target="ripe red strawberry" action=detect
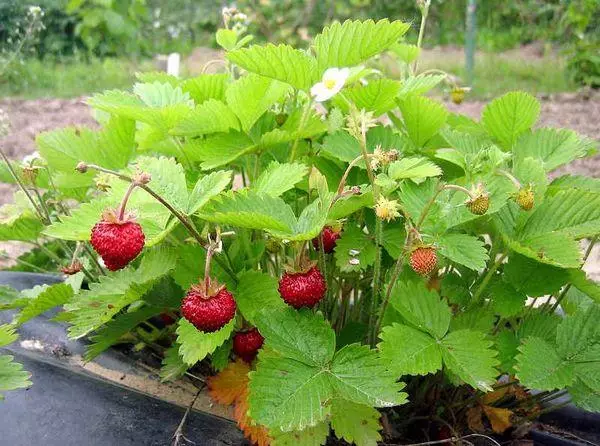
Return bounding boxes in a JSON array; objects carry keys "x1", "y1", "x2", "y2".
[
  {"x1": 410, "y1": 246, "x2": 437, "y2": 276},
  {"x1": 278, "y1": 266, "x2": 326, "y2": 309},
  {"x1": 90, "y1": 211, "x2": 145, "y2": 271},
  {"x1": 233, "y1": 328, "x2": 264, "y2": 362},
  {"x1": 312, "y1": 226, "x2": 341, "y2": 253},
  {"x1": 181, "y1": 283, "x2": 237, "y2": 333}
]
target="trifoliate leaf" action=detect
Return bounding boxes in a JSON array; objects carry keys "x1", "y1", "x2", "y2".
[
  {"x1": 0, "y1": 355, "x2": 31, "y2": 399},
  {"x1": 184, "y1": 131, "x2": 256, "y2": 169},
  {"x1": 15, "y1": 282, "x2": 74, "y2": 325},
  {"x1": 253, "y1": 162, "x2": 309, "y2": 197},
  {"x1": 227, "y1": 44, "x2": 317, "y2": 91},
  {"x1": 313, "y1": 19, "x2": 409, "y2": 70},
  {"x1": 330, "y1": 343, "x2": 407, "y2": 407},
  {"x1": 398, "y1": 95, "x2": 448, "y2": 148},
  {"x1": 181, "y1": 73, "x2": 229, "y2": 104},
  {"x1": 515, "y1": 128, "x2": 593, "y2": 171},
  {"x1": 225, "y1": 75, "x2": 291, "y2": 131},
  {"x1": 379, "y1": 323, "x2": 442, "y2": 376},
  {"x1": 271, "y1": 423, "x2": 329, "y2": 446},
  {"x1": 249, "y1": 354, "x2": 333, "y2": 431},
  {"x1": 170, "y1": 99, "x2": 240, "y2": 136},
  {"x1": 504, "y1": 254, "x2": 569, "y2": 297},
  {"x1": 334, "y1": 225, "x2": 376, "y2": 273},
  {"x1": 85, "y1": 305, "x2": 161, "y2": 361},
  {"x1": 160, "y1": 344, "x2": 188, "y2": 382},
  {"x1": 330, "y1": 399, "x2": 382, "y2": 446},
  {"x1": 489, "y1": 280, "x2": 526, "y2": 318},
  {"x1": 187, "y1": 170, "x2": 232, "y2": 215},
  {"x1": 65, "y1": 246, "x2": 177, "y2": 339},
  {"x1": 254, "y1": 308, "x2": 335, "y2": 367},
  {"x1": 449, "y1": 307, "x2": 495, "y2": 333},
  {"x1": 437, "y1": 233, "x2": 489, "y2": 271},
  {"x1": 482, "y1": 91, "x2": 540, "y2": 150},
  {"x1": 234, "y1": 271, "x2": 286, "y2": 325},
  {"x1": 388, "y1": 157, "x2": 442, "y2": 181},
  {"x1": 176, "y1": 318, "x2": 235, "y2": 365},
  {"x1": 389, "y1": 280, "x2": 451, "y2": 339},
  {"x1": 440, "y1": 329, "x2": 499, "y2": 391},
  {"x1": 515, "y1": 337, "x2": 575, "y2": 390}
]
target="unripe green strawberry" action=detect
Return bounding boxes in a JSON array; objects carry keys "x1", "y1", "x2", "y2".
[
  {"x1": 516, "y1": 186, "x2": 534, "y2": 211},
  {"x1": 410, "y1": 246, "x2": 437, "y2": 276},
  {"x1": 451, "y1": 87, "x2": 466, "y2": 104}
]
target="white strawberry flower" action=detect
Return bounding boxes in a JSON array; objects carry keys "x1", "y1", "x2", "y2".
[{"x1": 310, "y1": 67, "x2": 350, "y2": 102}]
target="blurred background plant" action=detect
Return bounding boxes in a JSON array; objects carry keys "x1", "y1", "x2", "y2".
[{"x1": 0, "y1": 0, "x2": 598, "y2": 98}]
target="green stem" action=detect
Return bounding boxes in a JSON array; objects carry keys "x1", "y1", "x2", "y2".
[
  {"x1": 288, "y1": 100, "x2": 313, "y2": 162},
  {"x1": 472, "y1": 252, "x2": 507, "y2": 303},
  {"x1": 0, "y1": 148, "x2": 45, "y2": 221},
  {"x1": 413, "y1": 1, "x2": 430, "y2": 73},
  {"x1": 368, "y1": 217, "x2": 384, "y2": 345}
]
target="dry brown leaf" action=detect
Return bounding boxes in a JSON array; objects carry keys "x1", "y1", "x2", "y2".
[
  {"x1": 482, "y1": 405, "x2": 513, "y2": 434},
  {"x1": 207, "y1": 359, "x2": 250, "y2": 405},
  {"x1": 466, "y1": 406, "x2": 485, "y2": 432},
  {"x1": 482, "y1": 386, "x2": 510, "y2": 405}
]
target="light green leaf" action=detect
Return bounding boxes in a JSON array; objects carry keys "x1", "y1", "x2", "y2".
[
  {"x1": 85, "y1": 305, "x2": 161, "y2": 361},
  {"x1": 515, "y1": 337, "x2": 575, "y2": 390},
  {"x1": 271, "y1": 423, "x2": 329, "y2": 446},
  {"x1": 390, "y1": 42, "x2": 420, "y2": 63},
  {"x1": 176, "y1": 318, "x2": 234, "y2": 365},
  {"x1": 388, "y1": 157, "x2": 442, "y2": 181},
  {"x1": 187, "y1": 170, "x2": 232, "y2": 215},
  {"x1": 481, "y1": 91, "x2": 540, "y2": 150},
  {"x1": 341, "y1": 79, "x2": 401, "y2": 116},
  {"x1": 519, "y1": 190, "x2": 600, "y2": 240},
  {"x1": 569, "y1": 378, "x2": 600, "y2": 412},
  {"x1": 181, "y1": 74, "x2": 229, "y2": 104},
  {"x1": 506, "y1": 232, "x2": 582, "y2": 269},
  {"x1": 398, "y1": 95, "x2": 448, "y2": 148},
  {"x1": 0, "y1": 205, "x2": 44, "y2": 241},
  {"x1": 489, "y1": 280, "x2": 526, "y2": 318},
  {"x1": 228, "y1": 44, "x2": 317, "y2": 90},
  {"x1": 0, "y1": 324, "x2": 18, "y2": 347},
  {"x1": 255, "y1": 308, "x2": 335, "y2": 367},
  {"x1": 319, "y1": 130, "x2": 361, "y2": 163},
  {"x1": 226, "y1": 74, "x2": 291, "y2": 131},
  {"x1": 216, "y1": 28, "x2": 238, "y2": 50},
  {"x1": 437, "y1": 233, "x2": 489, "y2": 270},
  {"x1": 389, "y1": 280, "x2": 451, "y2": 339},
  {"x1": 313, "y1": 19, "x2": 410, "y2": 70},
  {"x1": 568, "y1": 269, "x2": 600, "y2": 304},
  {"x1": 379, "y1": 323, "x2": 442, "y2": 376},
  {"x1": 65, "y1": 246, "x2": 177, "y2": 339},
  {"x1": 397, "y1": 74, "x2": 445, "y2": 98},
  {"x1": 16, "y1": 283, "x2": 74, "y2": 325},
  {"x1": 504, "y1": 254, "x2": 569, "y2": 297},
  {"x1": 198, "y1": 190, "x2": 297, "y2": 234},
  {"x1": 515, "y1": 128, "x2": 593, "y2": 171},
  {"x1": 184, "y1": 131, "x2": 256, "y2": 169},
  {"x1": 0, "y1": 355, "x2": 31, "y2": 399},
  {"x1": 160, "y1": 344, "x2": 189, "y2": 382},
  {"x1": 556, "y1": 305, "x2": 600, "y2": 359},
  {"x1": 36, "y1": 116, "x2": 135, "y2": 172},
  {"x1": 330, "y1": 343, "x2": 408, "y2": 407},
  {"x1": 234, "y1": 271, "x2": 286, "y2": 325},
  {"x1": 330, "y1": 399, "x2": 382, "y2": 446},
  {"x1": 170, "y1": 99, "x2": 240, "y2": 136},
  {"x1": 248, "y1": 354, "x2": 333, "y2": 431},
  {"x1": 440, "y1": 329, "x2": 499, "y2": 391},
  {"x1": 253, "y1": 162, "x2": 308, "y2": 197}
]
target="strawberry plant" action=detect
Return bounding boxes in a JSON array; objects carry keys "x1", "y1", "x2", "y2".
[{"x1": 2, "y1": 9, "x2": 600, "y2": 446}]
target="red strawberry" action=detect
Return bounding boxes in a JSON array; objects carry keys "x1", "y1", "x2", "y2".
[
  {"x1": 181, "y1": 283, "x2": 237, "y2": 333},
  {"x1": 90, "y1": 211, "x2": 145, "y2": 271},
  {"x1": 312, "y1": 226, "x2": 341, "y2": 254},
  {"x1": 278, "y1": 266, "x2": 326, "y2": 309},
  {"x1": 410, "y1": 246, "x2": 438, "y2": 276},
  {"x1": 233, "y1": 328, "x2": 264, "y2": 362}
]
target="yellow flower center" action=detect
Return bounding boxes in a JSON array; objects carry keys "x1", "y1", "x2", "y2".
[{"x1": 324, "y1": 78, "x2": 337, "y2": 90}]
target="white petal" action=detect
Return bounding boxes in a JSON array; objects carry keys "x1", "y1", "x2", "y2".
[{"x1": 310, "y1": 82, "x2": 335, "y2": 102}]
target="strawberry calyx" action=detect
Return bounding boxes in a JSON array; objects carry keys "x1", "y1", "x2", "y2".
[
  {"x1": 190, "y1": 278, "x2": 226, "y2": 299},
  {"x1": 101, "y1": 208, "x2": 138, "y2": 225}
]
